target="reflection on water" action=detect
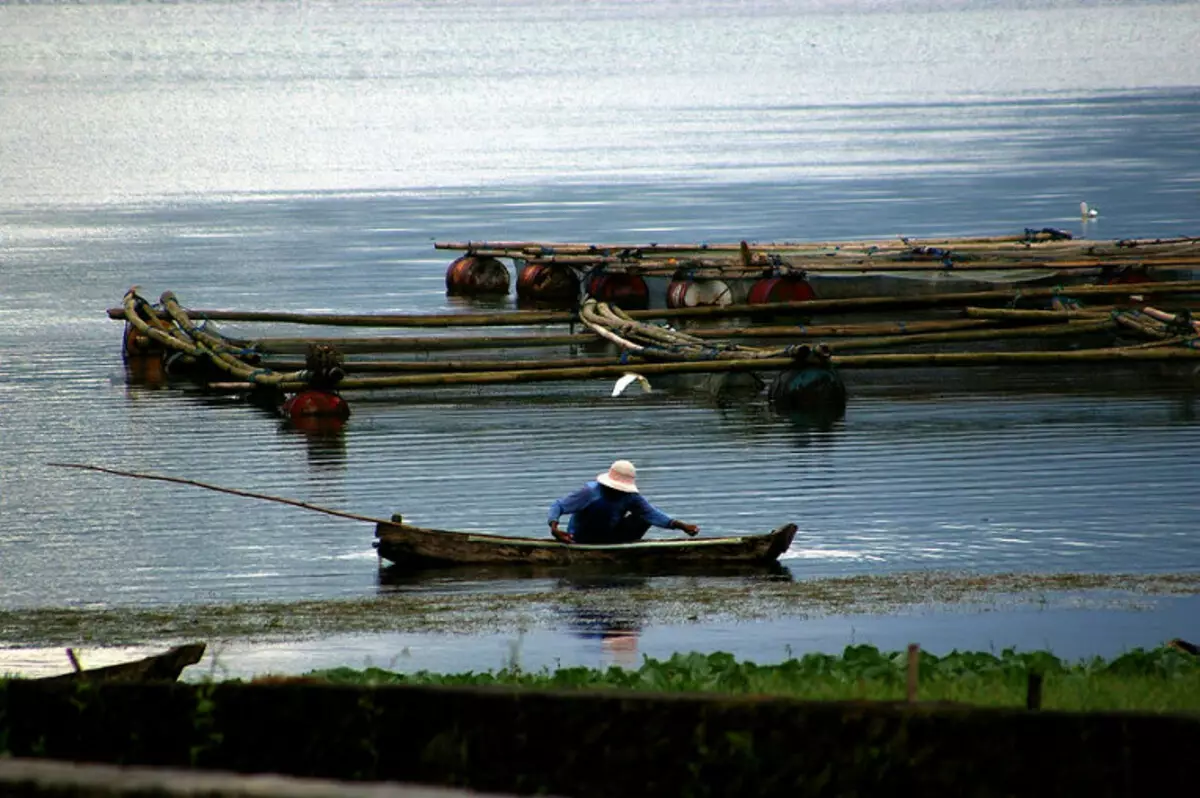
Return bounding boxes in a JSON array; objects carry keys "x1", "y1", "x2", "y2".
[
  {"x1": 281, "y1": 419, "x2": 349, "y2": 469},
  {"x1": 559, "y1": 574, "x2": 649, "y2": 668}
]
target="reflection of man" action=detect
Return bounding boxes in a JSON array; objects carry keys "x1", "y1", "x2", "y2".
[{"x1": 547, "y1": 459, "x2": 699, "y2": 544}]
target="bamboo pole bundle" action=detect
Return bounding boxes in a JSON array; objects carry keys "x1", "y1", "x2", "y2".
[
  {"x1": 1113, "y1": 312, "x2": 1174, "y2": 341},
  {"x1": 517, "y1": 254, "x2": 1200, "y2": 275},
  {"x1": 618, "y1": 280, "x2": 1200, "y2": 320},
  {"x1": 122, "y1": 293, "x2": 197, "y2": 355},
  {"x1": 206, "y1": 346, "x2": 1200, "y2": 393},
  {"x1": 109, "y1": 281, "x2": 1200, "y2": 332},
  {"x1": 160, "y1": 293, "x2": 307, "y2": 385},
  {"x1": 435, "y1": 235, "x2": 1200, "y2": 260},
  {"x1": 1142, "y1": 306, "x2": 1200, "y2": 334}
]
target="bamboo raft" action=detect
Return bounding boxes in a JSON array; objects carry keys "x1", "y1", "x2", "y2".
[
  {"x1": 111, "y1": 226, "x2": 1200, "y2": 420},
  {"x1": 113, "y1": 284, "x2": 1200, "y2": 400}
]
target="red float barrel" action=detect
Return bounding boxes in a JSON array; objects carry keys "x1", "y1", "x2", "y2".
[
  {"x1": 666, "y1": 279, "x2": 733, "y2": 309},
  {"x1": 587, "y1": 274, "x2": 649, "y2": 310},
  {"x1": 516, "y1": 263, "x2": 579, "y2": 302},
  {"x1": 445, "y1": 255, "x2": 511, "y2": 296},
  {"x1": 283, "y1": 390, "x2": 351, "y2": 421},
  {"x1": 747, "y1": 275, "x2": 815, "y2": 304}
]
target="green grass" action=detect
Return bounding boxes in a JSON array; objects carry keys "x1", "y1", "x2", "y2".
[{"x1": 305, "y1": 645, "x2": 1200, "y2": 713}]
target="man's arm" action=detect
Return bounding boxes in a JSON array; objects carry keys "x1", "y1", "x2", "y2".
[
  {"x1": 547, "y1": 484, "x2": 596, "y2": 524},
  {"x1": 632, "y1": 495, "x2": 700, "y2": 536}
]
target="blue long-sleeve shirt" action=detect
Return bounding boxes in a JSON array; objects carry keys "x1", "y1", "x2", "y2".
[{"x1": 548, "y1": 481, "x2": 673, "y2": 537}]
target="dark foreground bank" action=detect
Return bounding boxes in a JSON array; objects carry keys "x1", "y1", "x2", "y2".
[{"x1": 2, "y1": 672, "x2": 1199, "y2": 797}]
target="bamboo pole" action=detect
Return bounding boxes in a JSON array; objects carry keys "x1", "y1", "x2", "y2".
[
  {"x1": 827, "y1": 318, "x2": 1115, "y2": 352},
  {"x1": 262, "y1": 355, "x2": 643, "y2": 373},
  {"x1": 48, "y1": 463, "x2": 390, "y2": 525},
  {"x1": 249, "y1": 319, "x2": 1015, "y2": 354},
  {"x1": 108, "y1": 280, "x2": 1200, "y2": 329},
  {"x1": 963, "y1": 306, "x2": 1114, "y2": 321},
  {"x1": 206, "y1": 346, "x2": 1200, "y2": 392},
  {"x1": 106, "y1": 305, "x2": 577, "y2": 328},
  {"x1": 249, "y1": 333, "x2": 595, "y2": 354},
  {"x1": 518, "y1": 254, "x2": 1200, "y2": 274},
  {"x1": 619, "y1": 281, "x2": 1200, "y2": 320},
  {"x1": 831, "y1": 347, "x2": 1200, "y2": 369},
  {"x1": 436, "y1": 235, "x2": 1200, "y2": 258},
  {"x1": 436, "y1": 233, "x2": 1200, "y2": 254}
]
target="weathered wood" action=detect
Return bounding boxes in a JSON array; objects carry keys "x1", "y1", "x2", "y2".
[
  {"x1": 374, "y1": 521, "x2": 797, "y2": 568},
  {"x1": 37, "y1": 643, "x2": 206, "y2": 684}
]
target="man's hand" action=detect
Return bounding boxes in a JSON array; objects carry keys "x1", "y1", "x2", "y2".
[
  {"x1": 549, "y1": 520, "x2": 573, "y2": 544},
  {"x1": 672, "y1": 520, "x2": 700, "y2": 537}
]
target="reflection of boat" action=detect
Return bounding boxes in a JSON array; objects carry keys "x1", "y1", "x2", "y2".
[
  {"x1": 35, "y1": 643, "x2": 206, "y2": 683},
  {"x1": 374, "y1": 521, "x2": 796, "y2": 569},
  {"x1": 378, "y1": 559, "x2": 794, "y2": 586}
]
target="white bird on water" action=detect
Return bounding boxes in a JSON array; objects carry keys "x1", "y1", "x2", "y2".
[
  {"x1": 612, "y1": 372, "x2": 652, "y2": 397},
  {"x1": 1081, "y1": 201, "x2": 1099, "y2": 219}
]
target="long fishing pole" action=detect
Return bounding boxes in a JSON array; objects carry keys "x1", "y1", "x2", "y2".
[{"x1": 48, "y1": 462, "x2": 390, "y2": 526}]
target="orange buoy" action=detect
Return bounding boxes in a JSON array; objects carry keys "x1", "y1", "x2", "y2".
[
  {"x1": 666, "y1": 279, "x2": 733, "y2": 309},
  {"x1": 587, "y1": 274, "x2": 649, "y2": 310},
  {"x1": 283, "y1": 390, "x2": 351, "y2": 421},
  {"x1": 747, "y1": 275, "x2": 815, "y2": 304},
  {"x1": 516, "y1": 263, "x2": 579, "y2": 302},
  {"x1": 445, "y1": 255, "x2": 511, "y2": 296}
]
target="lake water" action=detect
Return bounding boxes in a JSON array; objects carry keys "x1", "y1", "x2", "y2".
[{"x1": 1, "y1": 0, "x2": 1199, "y2": 674}]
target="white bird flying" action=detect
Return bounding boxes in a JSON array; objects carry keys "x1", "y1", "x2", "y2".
[{"x1": 612, "y1": 372, "x2": 652, "y2": 397}]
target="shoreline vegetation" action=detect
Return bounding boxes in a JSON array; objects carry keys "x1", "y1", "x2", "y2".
[
  {"x1": 0, "y1": 570, "x2": 1197, "y2": 647},
  {"x1": 303, "y1": 646, "x2": 1200, "y2": 714}
]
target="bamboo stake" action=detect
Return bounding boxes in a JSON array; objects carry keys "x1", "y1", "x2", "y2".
[
  {"x1": 48, "y1": 463, "x2": 390, "y2": 525},
  {"x1": 906, "y1": 644, "x2": 920, "y2": 703}
]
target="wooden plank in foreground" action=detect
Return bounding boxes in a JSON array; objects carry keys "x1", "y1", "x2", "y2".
[{"x1": 0, "y1": 758, "x2": 528, "y2": 798}]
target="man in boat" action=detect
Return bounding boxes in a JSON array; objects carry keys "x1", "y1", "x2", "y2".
[{"x1": 548, "y1": 459, "x2": 700, "y2": 544}]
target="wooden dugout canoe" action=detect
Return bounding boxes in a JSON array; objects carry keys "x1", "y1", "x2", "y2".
[
  {"x1": 373, "y1": 521, "x2": 797, "y2": 569},
  {"x1": 36, "y1": 643, "x2": 206, "y2": 684}
]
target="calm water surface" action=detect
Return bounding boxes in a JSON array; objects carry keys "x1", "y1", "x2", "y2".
[{"x1": 1, "y1": 0, "x2": 1199, "y2": 669}]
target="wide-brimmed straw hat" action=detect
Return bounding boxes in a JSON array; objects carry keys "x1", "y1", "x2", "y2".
[{"x1": 596, "y1": 459, "x2": 638, "y2": 493}]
